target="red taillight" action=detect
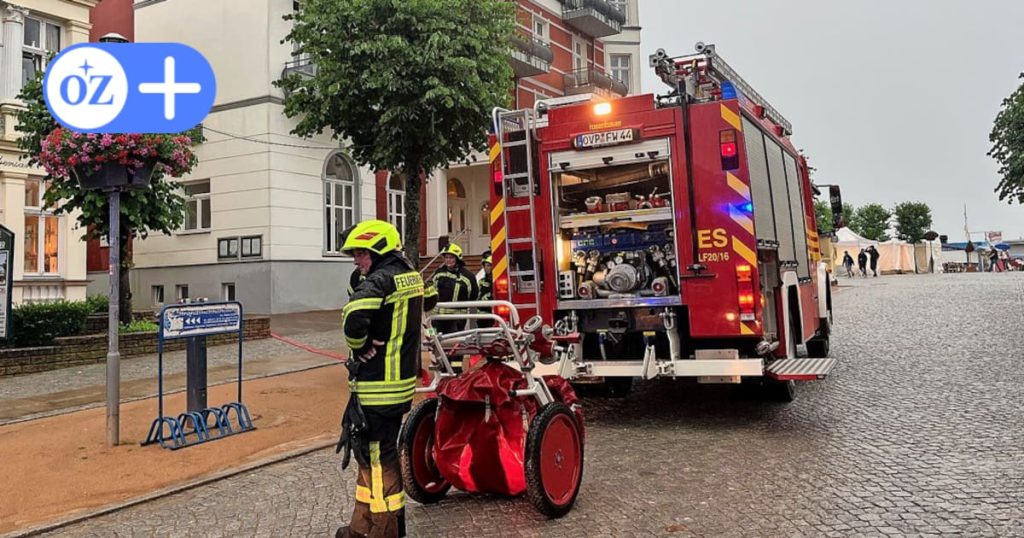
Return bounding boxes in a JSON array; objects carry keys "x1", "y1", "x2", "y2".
[
  {"x1": 720, "y1": 129, "x2": 739, "y2": 170},
  {"x1": 493, "y1": 170, "x2": 503, "y2": 184},
  {"x1": 495, "y1": 276, "x2": 509, "y2": 297},
  {"x1": 736, "y1": 264, "x2": 756, "y2": 321}
]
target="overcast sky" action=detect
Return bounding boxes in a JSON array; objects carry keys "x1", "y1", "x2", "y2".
[{"x1": 637, "y1": 0, "x2": 1024, "y2": 241}]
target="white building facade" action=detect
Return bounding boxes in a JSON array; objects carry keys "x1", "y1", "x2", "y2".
[{"x1": 0, "y1": 0, "x2": 93, "y2": 304}]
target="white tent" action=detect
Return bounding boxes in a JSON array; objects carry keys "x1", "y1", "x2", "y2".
[{"x1": 876, "y1": 238, "x2": 916, "y2": 273}]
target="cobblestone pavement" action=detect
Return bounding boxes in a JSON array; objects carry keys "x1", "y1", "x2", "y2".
[
  {"x1": 0, "y1": 329, "x2": 343, "y2": 423},
  {"x1": 35, "y1": 273, "x2": 1024, "y2": 537}
]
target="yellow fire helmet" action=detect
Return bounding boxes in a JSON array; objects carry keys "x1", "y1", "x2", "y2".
[
  {"x1": 482, "y1": 255, "x2": 493, "y2": 266},
  {"x1": 441, "y1": 243, "x2": 464, "y2": 260},
  {"x1": 340, "y1": 219, "x2": 401, "y2": 256}
]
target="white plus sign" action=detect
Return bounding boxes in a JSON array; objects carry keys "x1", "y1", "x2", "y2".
[{"x1": 138, "y1": 56, "x2": 202, "y2": 120}]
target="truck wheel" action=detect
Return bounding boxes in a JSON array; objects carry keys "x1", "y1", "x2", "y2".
[
  {"x1": 525, "y1": 402, "x2": 584, "y2": 519},
  {"x1": 399, "y1": 398, "x2": 450, "y2": 504},
  {"x1": 806, "y1": 334, "x2": 830, "y2": 358},
  {"x1": 765, "y1": 379, "x2": 796, "y2": 402}
]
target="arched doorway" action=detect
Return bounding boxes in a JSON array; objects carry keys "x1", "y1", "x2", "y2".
[{"x1": 447, "y1": 178, "x2": 468, "y2": 246}]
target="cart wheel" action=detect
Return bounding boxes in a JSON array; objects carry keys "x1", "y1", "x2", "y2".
[
  {"x1": 399, "y1": 398, "x2": 450, "y2": 504},
  {"x1": 525, "y1": 402, "x2": 584, "y2": 518}
]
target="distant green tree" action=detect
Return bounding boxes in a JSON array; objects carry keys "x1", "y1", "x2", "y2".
[
  {"x1": 813, "y1": 198, "x2": 832, "y2": 234},
  {"x1": 842, "y1": 203, "x2": 856, "y2": 229},
  {"x1": 989, "y1": 73, "x2": 1024, "y2": 204},
  {"x1": 851, "y1": 203, "x2": 891, "y2": 241},
  {"x1": 892, "y1": 201, "x2": 933, "y2": 243}
]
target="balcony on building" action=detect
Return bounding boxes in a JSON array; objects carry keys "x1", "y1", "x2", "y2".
[
  {"x1": 510, "y1": 33, "x2": 553, "y2": 78},
  {"x1": 282, "y1": 55, "x2": 317, "y2": 79},
  {"x1": 563, "y1": 67, "x2": 628, "y2": 98},
  {"x1": 559, "y1": 0, "x2": 626, "y2": 38}
]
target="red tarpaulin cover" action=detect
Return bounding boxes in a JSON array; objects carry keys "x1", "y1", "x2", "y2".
[{"x1": 432, "y1": 361, "x2": 582, "y2": 496}]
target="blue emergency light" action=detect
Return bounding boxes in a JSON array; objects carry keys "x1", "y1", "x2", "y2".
[{"x1": 720, "y1": 80, "x2": 738, "y2": 100}]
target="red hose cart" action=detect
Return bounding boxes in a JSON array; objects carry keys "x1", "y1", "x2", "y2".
[{"x1": 399, "y1": 301, "x2": 584, "y2": 518}]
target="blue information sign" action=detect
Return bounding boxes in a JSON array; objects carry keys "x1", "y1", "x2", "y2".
[{"x1": 161, "y1": 302, "x2": 241, "y2": 340}]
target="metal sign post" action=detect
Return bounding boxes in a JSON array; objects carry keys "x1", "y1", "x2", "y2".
[
  {"x1": 143, "y1": 301, "x2": 252, "y2": 450},
  {"x1": 0, "y1": 225, "x2": 14, "y2": 342}
]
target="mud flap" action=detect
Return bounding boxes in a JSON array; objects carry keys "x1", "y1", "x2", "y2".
[{"x1": 765, "y1": 358, "x2": 837, "y2": 381}]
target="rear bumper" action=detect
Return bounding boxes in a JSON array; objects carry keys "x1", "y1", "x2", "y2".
[{"x1": 534, "y1": 356, "x2": 837, "y2": 382}]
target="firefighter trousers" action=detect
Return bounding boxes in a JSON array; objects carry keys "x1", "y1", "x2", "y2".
[{"x1": 341, "y1": 408, "x2": 406, "y2": 538}]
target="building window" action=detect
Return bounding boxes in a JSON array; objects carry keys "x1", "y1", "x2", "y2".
[
  {"x1": 183, "y1": 180, "x2": 211, "y2": 232},
  {"x1": 22, "y1": 17, "x2": 61, "y2": 88},
  {"x1": 152, "y1": 285, "x2": 164, "y2": 305},
  {"x1": 387, "y1": 175, "x2": 405, "y2": 237},
  {"x1": 533, "y1": 13, "x2": 549, "y2": 43},
  {"x1": 218, "y1": 237, "x2": 239, "y2": 259},
  {"x1": 610, "y1": 54, "x2": 631, "y2": 92},
  {"x1": 222, "y1": 283, "x2": 235, "y2": 301},
  {"x1": 324, "y1": 152, "x2": 358, "y2": 253},
  {"x1": 241, "y1": 235, "x2": 262, "y2": 258},
  {"x1": 176, "y1": 284, "x2": 189, "y2": 302},
  {"x1": 572, "y1": 37, "x2": 586, "y2": 71},
  {"x1": 23, "y1": 178, "x2": 59, "y2": 275}
]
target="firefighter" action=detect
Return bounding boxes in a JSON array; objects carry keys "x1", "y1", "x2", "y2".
[
  {"x1": 336, "y1": 220, "x2": 423, "y2": 538},
  {"x1": 477, "y1": 255, "x2": 494, "y2": 328},
  {"x1": 431, "y1": 243, "x2": 478, "y2": 370}
]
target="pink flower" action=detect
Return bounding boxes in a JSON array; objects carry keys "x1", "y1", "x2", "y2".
[{"x1": 100, "y1": 134, "x2": 113, "y2": 148}]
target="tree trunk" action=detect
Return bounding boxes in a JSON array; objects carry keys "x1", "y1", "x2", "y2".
[
  {"x1": 402, "y1": 161, "x2": 422, "y2": 262},
  {"x1": 118, "y1": 226, "x2": 133, "y2": 325}
]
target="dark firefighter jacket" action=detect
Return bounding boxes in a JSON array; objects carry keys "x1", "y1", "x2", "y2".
[
  {"x1": 432, "y1": 263, "x2": 478, "y2": 313},
  {"x1": 478, "y1": 273, "x2": 493, "y2": 301},
  {"x1": 342, "y1": 252, "x2": 424, "y2": 409}
]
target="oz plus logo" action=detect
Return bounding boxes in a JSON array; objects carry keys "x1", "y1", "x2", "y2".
[{"x1": 44, "y1": 43, "x2": 216, "y2": 134}]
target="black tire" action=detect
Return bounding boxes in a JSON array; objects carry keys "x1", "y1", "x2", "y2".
[
  {"x1": 399, "y1": 398, "x2": 451, "y2": 504},
  {"x1": 765, "y1": 379, "x2": 796, "y2": 402},
  {"x1": 525, "y1": 402, "x2": 584, "y2": 519},
  {"x1": 806, "y1": 334, "x2": 830, "y2": 358}
]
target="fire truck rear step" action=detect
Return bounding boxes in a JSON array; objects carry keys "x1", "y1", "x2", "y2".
[
  {"x1": 765, "y1": 358, "x2": 837, "y2": 381},
  {"x1": 582, "y1": 359, "x2": 763, "y2": 379}
]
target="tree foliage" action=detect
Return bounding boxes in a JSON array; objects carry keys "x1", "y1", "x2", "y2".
[
  {"x1": 277, "y1": 0, "x2": 515, "y2": 257},
  {"x1": 851, "y1": 203, "x2": 891, "y2": 241},
  {"x1": 813, "y1": 198, "x2": 832, "y2": 235},
  {"x1": 989, "y1": 73, "x2": 1024, "y2": 204},
  {"x1": 892, "y1": 201, "x2": 933, "y2": 244}
]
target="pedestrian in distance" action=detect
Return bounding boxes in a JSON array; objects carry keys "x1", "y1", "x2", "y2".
[
  {"x1": 336, "y1": 220, "x2": 424, "y2": 538},
  {"x1": 989, "y1": 249, "x2": 999, "y2": 272},
  {"x1": 868, "y1": 246, "x2": 880, "y2": 277},
  {"x1": 842, "y1": 250, "x2": 855, "y2": 278},
  {"x1": 857, "y1": 250, "x2": 868, "y2": 278}
]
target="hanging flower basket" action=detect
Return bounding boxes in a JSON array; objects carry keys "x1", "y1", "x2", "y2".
[{"x1": 38, "y1": 128, "x2": 198, "y2": 192}]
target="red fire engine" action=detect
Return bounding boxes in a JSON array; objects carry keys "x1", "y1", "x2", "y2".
[{"x1": 487, "y1": 42, "x2": 839, "y2": 401}]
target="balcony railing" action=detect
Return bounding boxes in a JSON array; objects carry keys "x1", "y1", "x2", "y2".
[
  {"x1": 282, "y1": 56, "x2": 317, "y2": 79},
  {"x1": 509, "y1": 34, "x2": 554, "y2": 78},
  {"x1": 563, "y1": 67, "x2": 628, "y2": 97},
  {"x1": 559, "y1": 0, "x2": 626, "y2": 38}
]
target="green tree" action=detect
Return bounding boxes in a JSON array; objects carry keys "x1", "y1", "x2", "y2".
[
  {"x1": 989, "y1": 73, "x2": 1024, "y2": 204},
  {"x1": 891, "y1": 201, "x2": 933, "y2": 243},
  {"x1": 842, "y1": 203, "x2": 855, "y2": 228},
  {"x1": 813, "y1": 198, "x2": 833, "y2": 234},
  {"x1": 15, "y1": 73, "x2": 201, "y2": 323},
  {"x1": 277, "y1": 0, "x2": 515, "y2": 258},
  {"x1": 851, "y1": 203, "x2": 891, "y2": 241}
]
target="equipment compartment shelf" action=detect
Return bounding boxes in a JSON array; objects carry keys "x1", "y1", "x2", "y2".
[
  {"x1": 557, "y1": 296, "x2": 682, "y2": 310},
  {"x1": 559, "y1": 207, "x2": 674, "y2": 229}
]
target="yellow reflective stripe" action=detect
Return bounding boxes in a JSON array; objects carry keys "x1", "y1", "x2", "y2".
[
  {"x1": 386, "y1": 491, "x2": 405, "y2": 511},
  {"x1": 424, "y1": 285, "x2": 438, "y2": 298},
  {"x1": 369, "y1": 443, "x2": 388, "y2": 513},
  {"x1": 349, "y1": 377, "x2": 417, "y2": 393},
  {"x1": 490, "y1": 197, "x2": 505, "y2": 224},
  {"x1": 489, "y1": 142, "x2": 501, "y2": 163},
  {"x1": 386, "y1": 287, "x2": 424, "y2": 304},
  {"x1": 346, "y1": 335, "x2": 367, "y2": 349},
  {"x1": 452, "y1": 283, "x2": 462, "y2": 302},
  {"x1": 343, "y1": 297, "x2": 383, "y2": 317},
  {"x1": 356, "y1": 486, "x2": 404, "y2": 512},
  {"x1": 721, "y1": 103, "x2": 742, "y2": 131},
  {"x1": 385, "y1": 300, "x2": 407, "y2": 382},
  {"x1": 357, "y1": 390, "x2": 416, "y2": 406}
]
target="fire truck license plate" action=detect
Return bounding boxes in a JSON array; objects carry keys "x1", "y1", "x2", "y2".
[{"x1": 574, "y1": 128, "x2": 636, "y2": 149}]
